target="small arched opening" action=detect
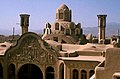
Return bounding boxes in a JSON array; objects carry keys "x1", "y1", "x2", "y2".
[
  {"x1": 75, "y1": 29, "x2": 80, "y2": 36},
  {"x1": 55, "y1": 23, "x2": 59, "y2": 30},
  {"x1": 73, "y1": 69, "x2": 78, "y2": 79},
  {"x1": 59, "y1": 11, "x2": 64, "y2": 19},
  {"x1": 59, "y1": 63, "x2": 64, "y2": 79},
  {"x1": 89, "y1": 70, "x2": 94, "y2": 78},
  {"x1": 81, "y1": 70, "x2": 87, "y2": 79},
  {"x1": 61, "y1": 26, "x2": 64, "y2": 31},
  {"x1": 8, "y1": 64, "x2": 15, "y2": 79},
  {"x1": 46, "y1": 66, "x2": 55, "y2": 79}
]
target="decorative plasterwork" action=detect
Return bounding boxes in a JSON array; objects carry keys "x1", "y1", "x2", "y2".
[{"x1": 7, "y1": 33, "x2": 57, "y2": 64}]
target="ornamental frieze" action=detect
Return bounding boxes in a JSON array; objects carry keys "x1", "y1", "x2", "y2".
[{"x1": 7, "y1": 35, "x2": 56, "y2": 64}]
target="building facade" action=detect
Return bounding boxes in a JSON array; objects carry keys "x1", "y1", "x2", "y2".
[
  {"x1": 0, "y1": 32, "x2": 108, "y2": 79},
  {"x1": 0, "y1": 4, "x2": 119, "y2": 79},
  {"x1": 95, "y1": 48, "x2": 120, "y2": 79}
]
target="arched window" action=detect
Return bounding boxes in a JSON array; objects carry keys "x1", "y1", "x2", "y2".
[
  {"x1": 89, "y1": 70, "x2": 94, "y2": 78},
  {"x1": 59, "y1": 10, "x2": 63, "y2": 19},
  {"x1": 73, "y1": 69, "x2": 78, "y2": 79},
  {"x1": 59, "y1": 13, "x2": 63, "y2": 19},
  {"x1": 75, "y1": 29, "x2": 80, "y2": 36},
  {"x1": 81, "y1": 70, "x2": 87, "y2": 79},
  {"x1": 45, "y1": 28, "x2": 51, "y2": 34},
  {"x1": 8, "y1": 64, "x2": 15, "y2": 79},
  {"x1": 64, "y1": 10, "x2": 69, "y2": 20},
  {"x1": 59, "y1": 63, "x2": 64, "y2": 79},
  {"x1": 55, "y1": 23, "x2": 59, "y2": 30},
  {"x1": 61, "y1": 26, "x2": 64, "y2": 31},
  {"x1": 0, "y1": 63, "x2": 3, "y2": 79},
  {"x1": 46, "y1": 66, "x2": 54, "y2": 79}
]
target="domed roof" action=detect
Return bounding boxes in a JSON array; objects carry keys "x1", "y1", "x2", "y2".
[
  {"x1": 86, "y1": 33, "x2": 93, "y2": 40},
  {"x1": 58, "y1": 4, "x2": 69, "y2": 10}
]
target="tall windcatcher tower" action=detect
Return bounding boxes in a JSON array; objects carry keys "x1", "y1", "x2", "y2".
[
  {"x1": 97, "y1": 15, "x2": 107, "y2": 44},
  {"x1": 20, "y1": 14, "x2": 30, "y2": 34}
]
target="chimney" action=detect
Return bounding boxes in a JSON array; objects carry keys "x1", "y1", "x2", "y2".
[
  {"x1": 97, "y1": 15, "x2": 107, "y2": 44},
  {"x1": 20, "y1": 14, "x2": 30, "y2": 35}
]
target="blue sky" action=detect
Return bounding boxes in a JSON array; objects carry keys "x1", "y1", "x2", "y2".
[{"x1": 0, "y1": 0, "x2": 120, "y2": 33}]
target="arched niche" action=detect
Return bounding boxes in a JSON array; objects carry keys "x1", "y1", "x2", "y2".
[
  {"x1": 89, "y1": 70, "x2": 94, "y2": 78},
  {"x1": 55, "y1": 23, "x2": 59, "y2": 30},
  {"x1": 59, "y1": 63, "x2": 64, "y2": 79},
  {"x1": 75, "y1": 28, "x2": 80, "y2": 36},
  {"x1": 8, "y1": 64, "x2": 15, "y2": 79},
  {"x1": 73, "y1": 69, "x2": 78, "y2": 79},
  {"x1": 46, "y1": 66, "x2": 55, "y2": 79},
  {"x1": 81, "y1": 70, "x2": 87, "y2": 79}
]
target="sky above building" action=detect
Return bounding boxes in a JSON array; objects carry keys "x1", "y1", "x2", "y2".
[{"x1": 0, "y1": 0, "x2": 120, "y2": 34}]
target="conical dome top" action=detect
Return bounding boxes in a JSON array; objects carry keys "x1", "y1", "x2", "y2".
[{"x1": 58, "y1": 4, "x2": 69, "y2": 10}]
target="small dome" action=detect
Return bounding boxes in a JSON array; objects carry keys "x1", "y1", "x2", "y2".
[
  {"x1": 86, "y1": 33, "x2": 92, "y2": 40},
  {"x1": 58, "y1": 4, "x2": 69, "y2": 10}
]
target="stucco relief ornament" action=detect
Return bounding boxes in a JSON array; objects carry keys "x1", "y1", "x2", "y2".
[
  {"x1": 8, "y1": 36, "x2": 55, "y2": 64},
  {"x1": 26, "y1": 45, "x2": 47, "y2": 63},
  {"x1": 27, "y1": 51, "x2": 33, "y2": 62},
  {"x1": 40, "y1": 51, "x2": 46, "y2": 57},
  {"x1": 38, "y1": 50, "x2": 46, "y2": 63},
  {"x1": 9, "y1": 48, "x2": 48, "y2": 64}
]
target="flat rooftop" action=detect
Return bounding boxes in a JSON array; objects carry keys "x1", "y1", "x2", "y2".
[
  {"x1": 59, "y1": 55, "x2": 105, "y2": 62},
  {"x1": 0, "y1": 42, "x2": 12, "y2": 55},
  {"x1": 62, "y1": 43, "x2": 113, "y2": 52}
]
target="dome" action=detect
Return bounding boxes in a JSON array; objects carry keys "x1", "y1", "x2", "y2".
[
  {"x1": 58, "y1": 4, "x2": 69, "y2": 10},
  {"x1": 86, "y1": 33, "x2": 93, "y2": 40}
]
